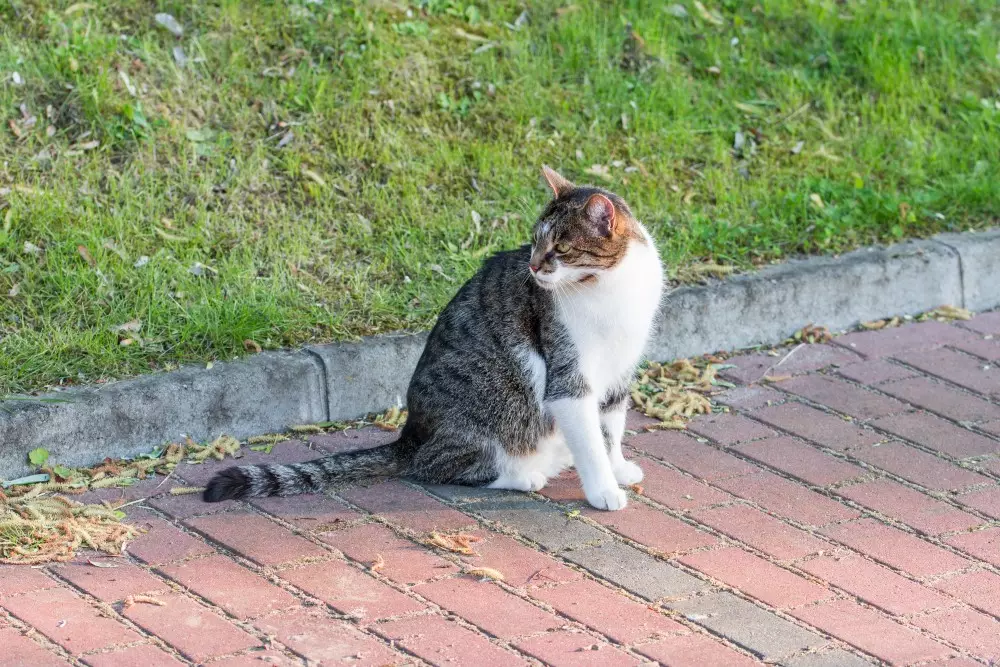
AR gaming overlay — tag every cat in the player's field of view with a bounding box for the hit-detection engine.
[204,166,663,510]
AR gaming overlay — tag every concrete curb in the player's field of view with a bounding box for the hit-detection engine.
[2,229,998,477]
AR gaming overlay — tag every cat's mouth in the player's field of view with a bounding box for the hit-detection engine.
[533,277,558,291]
[532,272,560,290]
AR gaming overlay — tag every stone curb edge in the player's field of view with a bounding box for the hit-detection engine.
[2,228,998,476]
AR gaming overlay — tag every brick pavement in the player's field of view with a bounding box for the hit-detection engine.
[2,315,999,665]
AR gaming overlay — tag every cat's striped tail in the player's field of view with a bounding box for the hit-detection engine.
[202,442,403,502]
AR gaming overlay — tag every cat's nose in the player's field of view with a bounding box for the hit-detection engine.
[528,262,539,273]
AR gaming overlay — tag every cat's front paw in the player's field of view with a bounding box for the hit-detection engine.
[612,460,644,486]
[585,485,628,511]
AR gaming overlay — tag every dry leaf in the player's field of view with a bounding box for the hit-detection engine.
[628,484,644,496]
[243,339,262,353]
[427,532,482,555]
[77,245,96,267]
[371,554,386,573]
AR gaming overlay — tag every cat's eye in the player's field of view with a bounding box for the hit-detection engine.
[554,242,571,253]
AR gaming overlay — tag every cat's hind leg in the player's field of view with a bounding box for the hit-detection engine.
[486,436,572,492]
[487,469,548,492]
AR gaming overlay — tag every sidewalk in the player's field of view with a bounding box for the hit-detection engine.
[2,313,999,666]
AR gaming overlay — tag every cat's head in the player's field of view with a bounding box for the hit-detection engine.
[528,165,640,290]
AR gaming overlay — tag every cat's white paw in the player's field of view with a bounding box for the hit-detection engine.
[612,460,644,485]
[525,471,548,491]
[487,470,548,492]
[586,485,628,511]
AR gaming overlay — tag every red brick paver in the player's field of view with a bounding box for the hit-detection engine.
[690,503,829,560]
[123,592,261,662]
[837,479,983,534]
[714,470,860,527]
[251,607,404,666]
[680,547,832,609]
[158,554,298,620]
[819,518,970,578]
[752,402,884,451]
[320,522,458,584]
[529,578,685,644]
[516,630,641,666]
[792,599,951,664]
[945,526,1000,567]
[637,632,762,666]
[375,615,527,666]
[0,627,72,667]
[1,587,142,656]
[82,644,185,667]
[5,311,1000,666]
[278,559,425,621]
[732,436,864,486]
[414,576,562,639]
[798,553,951,615]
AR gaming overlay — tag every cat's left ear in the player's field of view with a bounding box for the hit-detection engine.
[541,165,574,197]
[584,193,617,237]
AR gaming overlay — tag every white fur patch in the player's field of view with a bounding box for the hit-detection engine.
[553,230,663,398]
[488,431,572,491]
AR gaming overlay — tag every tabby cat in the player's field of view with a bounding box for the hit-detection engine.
[205,166,663,510]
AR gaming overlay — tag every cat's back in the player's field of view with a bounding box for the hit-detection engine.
[409,244,542,388]
[429,244,539,343]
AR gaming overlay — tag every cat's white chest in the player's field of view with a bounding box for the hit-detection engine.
[556,237,663,397]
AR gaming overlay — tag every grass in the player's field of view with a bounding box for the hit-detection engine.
[1,0,998,395]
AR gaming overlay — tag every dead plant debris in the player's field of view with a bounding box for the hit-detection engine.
[168,486,205,496]
[629,358,730,430]
[371,553,386,573]
[426,532,482,555]
[919,305,973,322]
[788,323,832,344]
[374,406,408,431]
[466,566,504,581]
[0,489,140,565]
[123,594,166,608]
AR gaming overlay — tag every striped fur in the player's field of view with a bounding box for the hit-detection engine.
[203,442,403,501]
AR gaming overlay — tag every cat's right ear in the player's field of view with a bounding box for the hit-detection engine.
[541,165,574,198]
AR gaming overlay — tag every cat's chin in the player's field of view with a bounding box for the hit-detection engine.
[533,278,559,291]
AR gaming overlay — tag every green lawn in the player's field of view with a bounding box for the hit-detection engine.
[1,0,998,395]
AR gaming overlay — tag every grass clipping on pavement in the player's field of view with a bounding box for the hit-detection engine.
[630,358,732,430]
[0,435,244,564]
[0,488,139,565]
[0,409,412,565]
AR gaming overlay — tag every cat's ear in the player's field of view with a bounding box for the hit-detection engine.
[541,165,574,197]
[584,193,617,237]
